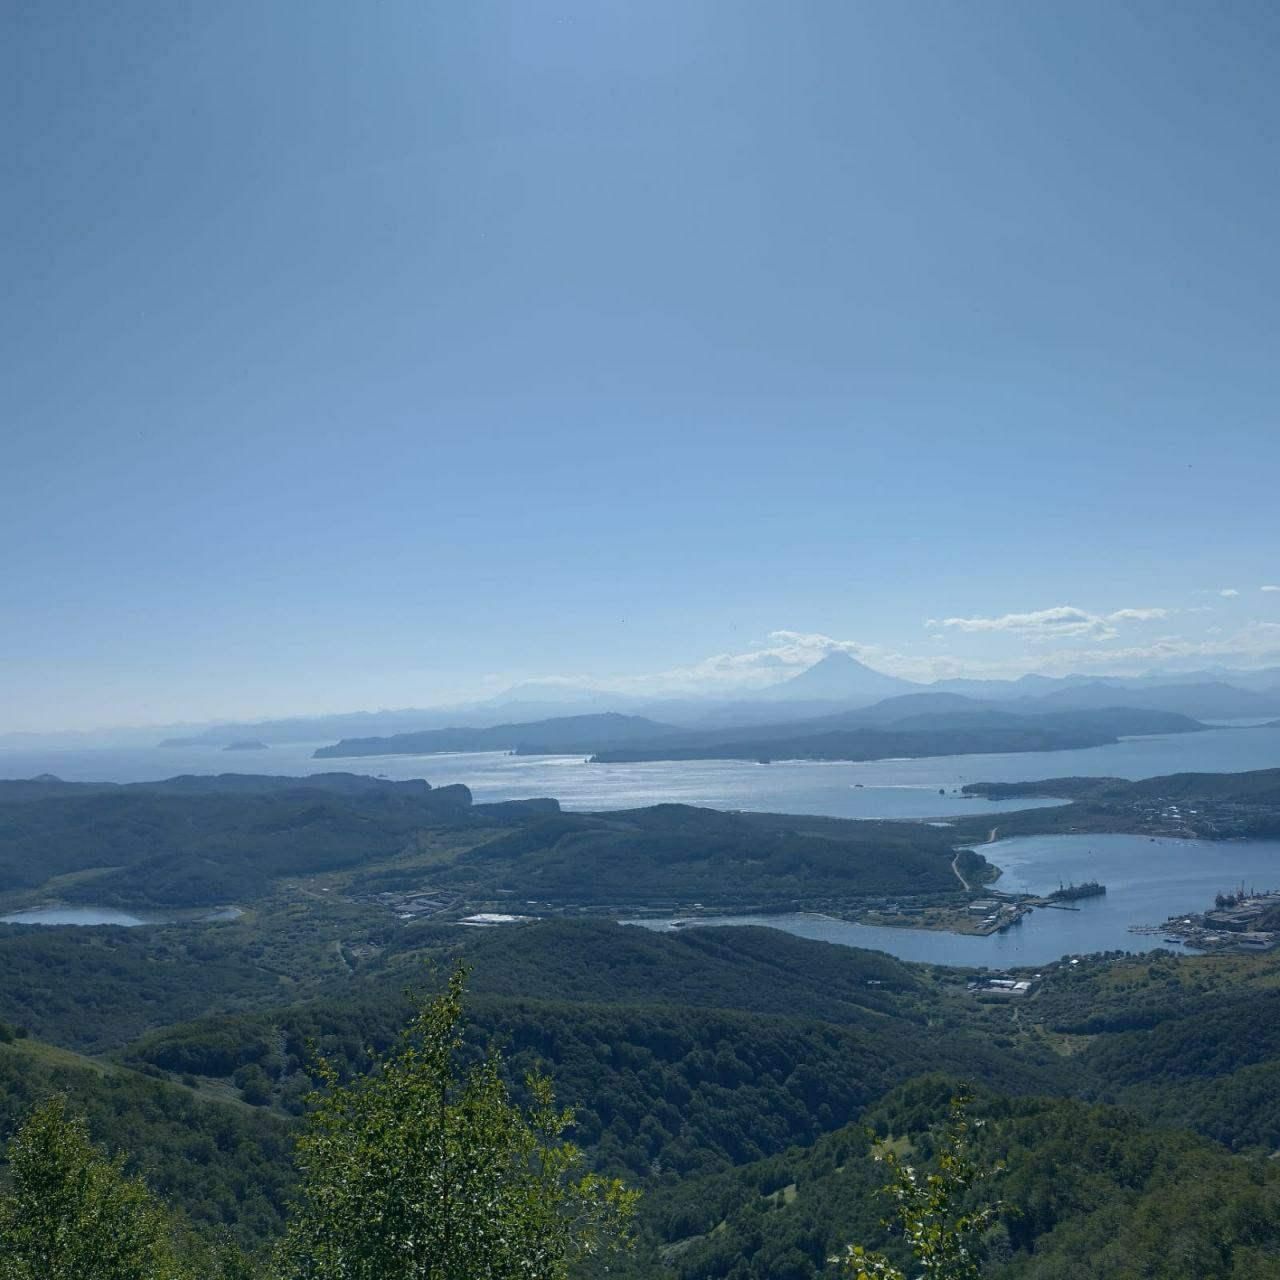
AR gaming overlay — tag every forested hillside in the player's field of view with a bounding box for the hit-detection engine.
[3,776,1280,1275]
[0,783,985,915]
[618,1078,1280,1280]
[0,1032,294,1246]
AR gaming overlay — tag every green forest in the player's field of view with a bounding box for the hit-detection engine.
[3,775,1280,1275]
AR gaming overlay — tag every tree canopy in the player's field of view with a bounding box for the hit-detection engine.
[275,965,636,1279]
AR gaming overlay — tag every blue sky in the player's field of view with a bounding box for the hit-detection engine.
[4,1,1279,730]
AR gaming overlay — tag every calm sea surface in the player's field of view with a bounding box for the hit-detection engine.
[3,723,1279,821]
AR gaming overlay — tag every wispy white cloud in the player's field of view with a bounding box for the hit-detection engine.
[874,622,1280,684]
[1221,588,1240,597]
[1018,622,1280,674]
[926,606,1112,638]
[485,613,1280,704]
[925,605,1172,641]
[497,631,904,698]
[1262,585,1280,593]
[1107,607,1171,621]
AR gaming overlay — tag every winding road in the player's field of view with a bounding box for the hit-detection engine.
[952,826,1001,892]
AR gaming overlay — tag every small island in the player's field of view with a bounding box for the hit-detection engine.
[222,740,269,752]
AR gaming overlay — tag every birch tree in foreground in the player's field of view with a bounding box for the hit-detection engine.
[275,965,636,1280]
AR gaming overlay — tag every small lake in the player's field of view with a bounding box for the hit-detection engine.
[0,905,242,928]
[631,833,1280,967]
[0,906,152,927]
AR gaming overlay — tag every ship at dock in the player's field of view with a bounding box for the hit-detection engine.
[1047,880,1106,902]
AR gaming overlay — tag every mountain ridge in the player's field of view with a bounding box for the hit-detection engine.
[14,657,1265,751]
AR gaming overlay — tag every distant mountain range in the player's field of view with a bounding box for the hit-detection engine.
[312,701,1208,766]
[752,652,915,701]
[1015,680,1280,720]
[587,708,1204,764]
[297,650,1280,764]
[5,651,1271,755]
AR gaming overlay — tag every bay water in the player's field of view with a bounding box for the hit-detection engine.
[4,722,1279,822]
[4,724,1279,957]
[632,832,1280,967]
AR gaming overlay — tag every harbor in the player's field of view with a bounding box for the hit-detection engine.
[1137,887,1280,953]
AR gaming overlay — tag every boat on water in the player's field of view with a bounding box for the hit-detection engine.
[1048,880,1106,902]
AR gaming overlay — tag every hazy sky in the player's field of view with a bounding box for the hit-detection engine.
[4,1,1279,730]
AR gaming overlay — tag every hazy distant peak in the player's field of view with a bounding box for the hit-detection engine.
[759,651,915,701]
[478,682,627,708]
